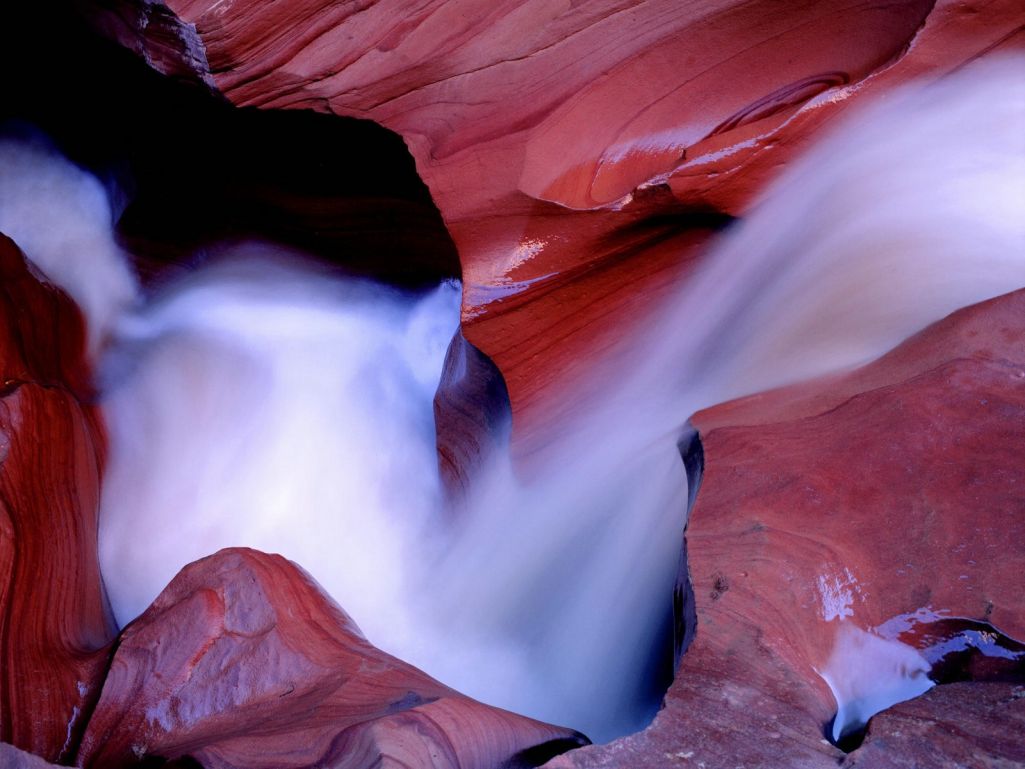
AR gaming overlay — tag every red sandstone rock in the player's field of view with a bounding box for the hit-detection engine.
[81,0,1025,446]
[547,291,1025,767]
[433,329,511,500]
[0,234,115,762]
[0,234,91,393]
[844,682,1025,768]
[78,547,587,769]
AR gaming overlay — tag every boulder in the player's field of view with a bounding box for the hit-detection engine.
[434,329,511,500]
[78,547,587,769]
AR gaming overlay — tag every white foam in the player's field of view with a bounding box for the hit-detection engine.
[99,254,460,655]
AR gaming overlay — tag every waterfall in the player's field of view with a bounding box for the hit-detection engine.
[1,54,1022,745]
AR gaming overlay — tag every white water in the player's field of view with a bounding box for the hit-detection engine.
[0,132,137,355]
[99,253,460,655]
[820,623,934,742]
[1,55,1023,744]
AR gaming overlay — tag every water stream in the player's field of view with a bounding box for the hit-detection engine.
[0,55,1022,745]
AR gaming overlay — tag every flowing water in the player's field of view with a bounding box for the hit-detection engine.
[0,56,1022,744]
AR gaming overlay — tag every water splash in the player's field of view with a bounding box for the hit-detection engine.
[98,253,460,654]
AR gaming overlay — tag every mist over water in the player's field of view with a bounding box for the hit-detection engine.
[1,55,1022,745]
[99,253,460,654]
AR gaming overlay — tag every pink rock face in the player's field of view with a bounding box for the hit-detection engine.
[547,290,1025,767]
[0,235,115,762]
[78,547,587,769]
[82,0,1025,449]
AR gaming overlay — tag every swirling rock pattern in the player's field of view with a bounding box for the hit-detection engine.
[77,547,587,769]
[0,234,115,762]
[547,291,1025,767]
[82,0,1025,444]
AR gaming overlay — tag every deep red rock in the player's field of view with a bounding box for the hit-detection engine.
[0,234,115,762]
[547,291,1025,767]
[77,547,587,769]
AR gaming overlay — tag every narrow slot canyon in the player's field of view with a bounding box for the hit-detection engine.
[1,2,1024,768]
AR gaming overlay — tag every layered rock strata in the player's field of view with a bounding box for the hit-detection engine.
[81,0,1025,444]
[548,290,1025,767]
[0,234,116,762]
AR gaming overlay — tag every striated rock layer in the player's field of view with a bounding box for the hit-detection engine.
[81,0,1025,446]
[78,547,587,769]
[547,290,1025,768]
[843,682,1025,768]
[0,234,116,762]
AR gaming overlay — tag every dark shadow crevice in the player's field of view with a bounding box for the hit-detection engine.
[0,1,459,290]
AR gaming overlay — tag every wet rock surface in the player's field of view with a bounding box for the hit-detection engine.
[77,547,587,769]
[0,234,116,763]
[547,290,1025,767]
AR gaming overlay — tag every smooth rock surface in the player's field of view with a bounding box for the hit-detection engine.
[433,329,511,500]
[80,0,1025,445]
[547,290,1025,767]
[78,547,587,769]
[0,234,115,763]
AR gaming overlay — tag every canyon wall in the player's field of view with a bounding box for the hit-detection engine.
[82,0,1025,452]
[0,234,115,762]
[1,1,1022,766]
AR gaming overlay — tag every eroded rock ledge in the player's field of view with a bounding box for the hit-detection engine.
[547,290,1025,767]
[79,0,1025,449]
